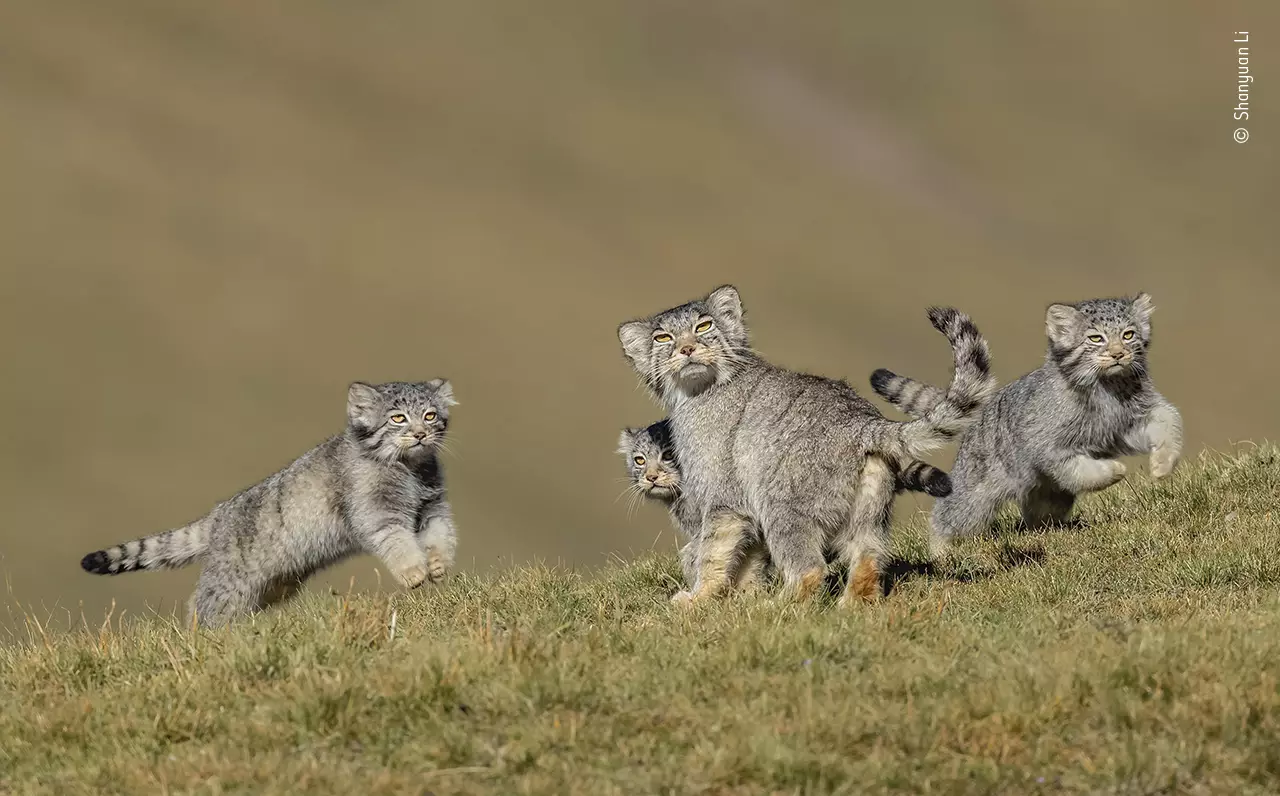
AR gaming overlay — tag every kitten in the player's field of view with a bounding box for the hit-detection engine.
[80,380,460,628]
[617,286,994,605]
[618,420,954,593]
[870,293,1182,555]
[617,420,768,592]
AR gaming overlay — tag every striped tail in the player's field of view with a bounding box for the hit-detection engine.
[897,460,952,497]
[79,520,208,576]
[870,370,946,418]
[867,306,996,460]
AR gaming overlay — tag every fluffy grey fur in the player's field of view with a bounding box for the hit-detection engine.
[872,293,1183,555]
[617,420,768,591]
[617,286,994,605]
[80,380,460,627]
[618,420,953,592]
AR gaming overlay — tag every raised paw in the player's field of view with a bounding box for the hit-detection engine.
[394,563,429,590]
[670,589,695,606]
[1150,447,1179,479]
[1101,459,1128,488]
[426,553,449,583]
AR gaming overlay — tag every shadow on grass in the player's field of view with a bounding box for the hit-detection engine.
[877,539,1048,597]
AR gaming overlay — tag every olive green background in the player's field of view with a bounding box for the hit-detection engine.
[1,1,1274,624]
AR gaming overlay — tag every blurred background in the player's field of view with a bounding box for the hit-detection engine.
[1,0,1275,626]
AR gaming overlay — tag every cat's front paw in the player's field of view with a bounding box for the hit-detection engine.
[1150,447,1179,479]
[394,563,429,590]
[670,589,695,606]
[1102,459,1127,488]
[425,552,449,583]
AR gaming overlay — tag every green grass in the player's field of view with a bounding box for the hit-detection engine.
[4,447,1280,795]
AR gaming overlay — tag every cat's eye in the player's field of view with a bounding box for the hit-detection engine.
[1122,330,1135,340]
[633,455,646,466]
[695,320,713,333]
[653,332,673,343]
[424,411,438,422]
[1087,334,1105,344]
[390,414,407,424]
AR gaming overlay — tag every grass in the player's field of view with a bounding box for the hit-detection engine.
[3,447,1280,795]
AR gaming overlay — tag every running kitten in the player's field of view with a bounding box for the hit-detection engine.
[618,420,954,593]
[871,293,1182,555]
[80,380,460,628]
[617,286,994,605]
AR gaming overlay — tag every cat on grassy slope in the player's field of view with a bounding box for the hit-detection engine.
[617,420,955,592]
[80,380,459,628]
[617,286,994,605]
[871,293,1182,556]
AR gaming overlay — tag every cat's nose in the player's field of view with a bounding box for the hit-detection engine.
[679,345,696,356]
[413,430,427,440]
[645,473,659,483]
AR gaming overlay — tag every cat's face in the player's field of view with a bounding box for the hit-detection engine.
[1045,293,1153,384]
[617,285,749,401]
[346,379,456,461]
[617,423,681,503]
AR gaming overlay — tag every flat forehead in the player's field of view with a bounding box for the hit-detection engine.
[649,299,711,328]
[376,382,440,406]
[624,431,667,455]
[1075,297,1136,325]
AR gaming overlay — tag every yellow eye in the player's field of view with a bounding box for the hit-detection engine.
[424,411,437,422]
[390,414,407,424]
[1087,335,1105,344]
[653,332,672,343]
[1122,330,1135,340]
[633,456,646,466]
[695,320,713,333]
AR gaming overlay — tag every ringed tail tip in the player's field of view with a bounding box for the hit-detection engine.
[80,551,111,575]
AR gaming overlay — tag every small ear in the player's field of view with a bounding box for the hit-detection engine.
[1044,303,1081,344]
[706,285,743,325]
[618,321,652,365]
[1132,292,1154,322]
[430,379,457,407]
[347,382,381,423]
[617,429,638,455]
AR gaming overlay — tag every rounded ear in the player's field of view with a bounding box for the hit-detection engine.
[430,379,457,407]
[347,382,382,423]
[617,429,638,455]
[706,285,743,325]
[1132,292,1154,322]
[618,321,653,366]
[1044,304,1081,344]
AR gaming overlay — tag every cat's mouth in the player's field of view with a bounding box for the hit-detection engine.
[642,483,677,500]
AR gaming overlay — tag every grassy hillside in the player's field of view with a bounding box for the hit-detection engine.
[4,446,1280,795]
[1,0,1275,622]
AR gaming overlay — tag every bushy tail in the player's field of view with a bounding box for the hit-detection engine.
[866,307,996,460]
[870,371,946,418]
[896,460,952,497]
[80,520,208,576]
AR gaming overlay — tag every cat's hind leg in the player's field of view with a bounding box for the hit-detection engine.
[1019,478,1077,529]
[833,455,896,606]
[761,507,827,603]
[188,566,262,629]
[930,477,1010,559]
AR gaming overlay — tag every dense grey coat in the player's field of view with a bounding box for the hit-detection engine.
[617,286,994,604]
[617,419,955,590]
[617,420,767,591]
[80,380,459,627]
[872,293,1182,554]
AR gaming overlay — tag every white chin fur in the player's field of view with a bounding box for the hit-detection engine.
[673,363,716,396]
